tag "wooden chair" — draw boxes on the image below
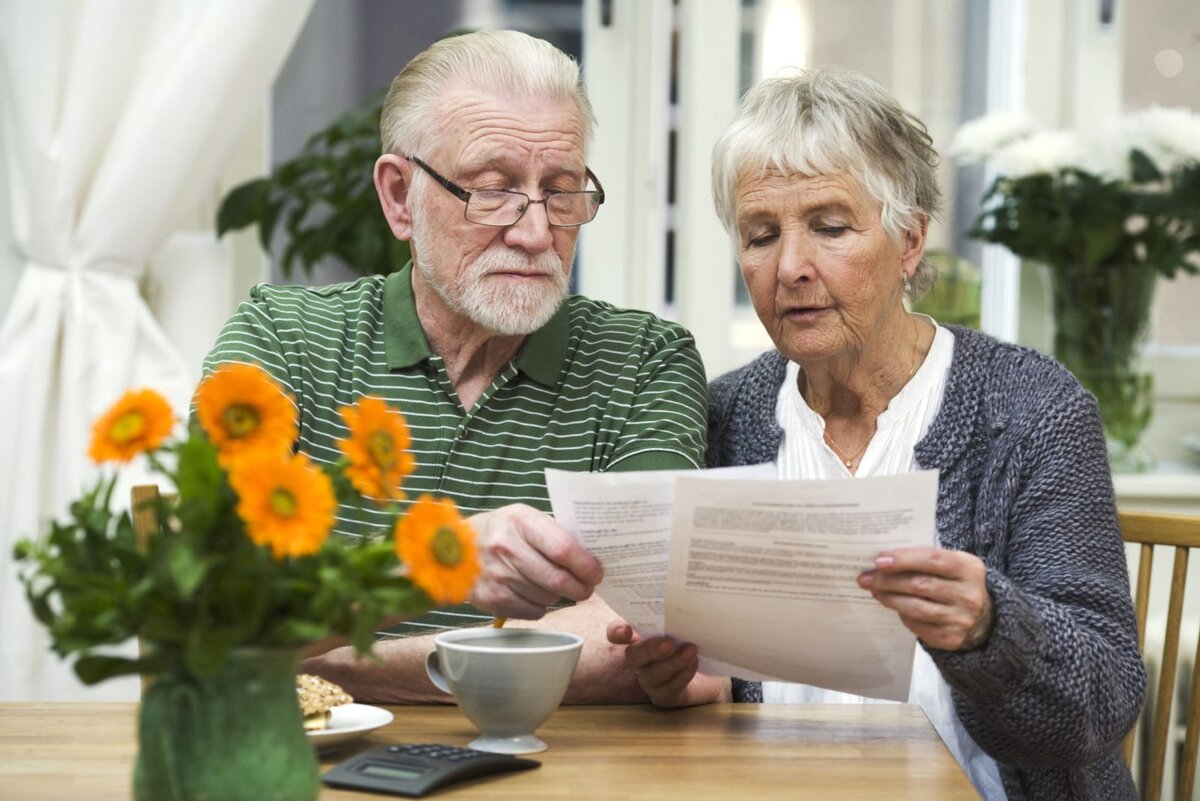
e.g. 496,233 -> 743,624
130,485 -> 176,696
1121,509 -> 1200,801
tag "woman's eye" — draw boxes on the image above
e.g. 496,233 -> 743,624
746,233 -> 777,248
817,225 -> 848,237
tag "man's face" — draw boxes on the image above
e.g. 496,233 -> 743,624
407,87 -> 587,336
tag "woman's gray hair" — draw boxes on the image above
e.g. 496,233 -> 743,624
381,30 -> 596,160
712,66 -> 944,297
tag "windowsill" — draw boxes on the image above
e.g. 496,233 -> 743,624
1114,459 -> 1200,514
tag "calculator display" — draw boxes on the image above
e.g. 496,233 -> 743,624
360,763 -> 427,780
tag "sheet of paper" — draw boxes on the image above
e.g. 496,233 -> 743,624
666,472 -> 938,701
545,465 -> 773,637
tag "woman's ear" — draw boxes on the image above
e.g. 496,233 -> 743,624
374,154 -> 414,241
901,213 -> 929,273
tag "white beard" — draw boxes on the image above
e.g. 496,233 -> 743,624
410,203 -> 571,336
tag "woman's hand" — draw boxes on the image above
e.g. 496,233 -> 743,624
606,620 -> 731,707
857,547 -> 994,652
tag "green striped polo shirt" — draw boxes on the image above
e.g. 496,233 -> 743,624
202,263 -> 708,635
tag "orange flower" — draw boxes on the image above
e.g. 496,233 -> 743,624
229,452 -> 335,559
194,363 -> 297,465
394,495 -> 479,606
337,397 -> 416,500
88,389 -> 174,463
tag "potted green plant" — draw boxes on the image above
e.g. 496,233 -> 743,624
216,89 -> 410,279
13,364 -> 478,800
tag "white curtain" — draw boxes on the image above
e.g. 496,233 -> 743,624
0,0 -> 314,701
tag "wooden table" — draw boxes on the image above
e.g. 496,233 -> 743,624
0,702 -> 979,800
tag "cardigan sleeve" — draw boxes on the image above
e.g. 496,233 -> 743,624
926,385 -> 1145,768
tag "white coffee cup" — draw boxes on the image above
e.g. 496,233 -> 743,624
425,628 -> 583,754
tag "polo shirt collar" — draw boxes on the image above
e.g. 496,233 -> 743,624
383,263 -> 433,369
515,299 -> 568,387
383,261 -> 568,387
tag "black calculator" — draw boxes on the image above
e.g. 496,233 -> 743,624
322,743 -> 540,797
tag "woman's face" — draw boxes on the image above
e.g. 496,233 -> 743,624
733,171 -> 924,365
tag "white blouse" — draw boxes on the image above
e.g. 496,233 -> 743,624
768,321 -> 1007,801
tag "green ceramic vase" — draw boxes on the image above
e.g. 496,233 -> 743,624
133,647 -> 318,801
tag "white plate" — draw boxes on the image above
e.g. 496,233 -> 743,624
306,703 -> 393,750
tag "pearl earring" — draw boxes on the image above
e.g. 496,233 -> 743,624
902,272 -> 912,294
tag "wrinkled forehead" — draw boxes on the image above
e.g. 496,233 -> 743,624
431,80 -> 589,157
734,168 -> 875,213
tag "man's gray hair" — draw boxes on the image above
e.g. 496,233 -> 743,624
381,30 -> 596,159
711,66 -> 944,297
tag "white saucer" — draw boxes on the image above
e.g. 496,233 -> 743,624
306,703 -> 393,750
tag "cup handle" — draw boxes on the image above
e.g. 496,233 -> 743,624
425,650 -> 451,693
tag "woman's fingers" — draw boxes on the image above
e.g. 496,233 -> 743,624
606,619 -> 637,645
859,547 -> 993,651
628,640 -> 701,704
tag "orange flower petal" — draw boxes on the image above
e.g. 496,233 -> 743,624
229,452 -> 335,559
88,389 -> 175,463
194,363 -> 297,466
337,396 -> 415,501
394,495 -> 479,606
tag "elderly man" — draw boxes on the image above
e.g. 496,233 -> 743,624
201,30 -> 708,703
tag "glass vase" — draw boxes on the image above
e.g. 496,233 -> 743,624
133,646 -> 318,801
1046,262 -> 1157,473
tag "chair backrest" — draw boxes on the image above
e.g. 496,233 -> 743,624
130,485 -> 176,696
1121,509 -> 1200,801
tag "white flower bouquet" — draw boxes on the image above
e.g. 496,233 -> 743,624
952,108 -> 1200,469
951,108 -> 1200,275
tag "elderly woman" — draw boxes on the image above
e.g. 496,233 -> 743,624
608,67 -> 1144,800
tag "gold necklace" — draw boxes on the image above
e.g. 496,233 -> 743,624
822,428 -> 871,468
817,316 -> 923,469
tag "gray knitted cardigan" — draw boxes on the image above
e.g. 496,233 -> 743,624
707,326 -> 1145,801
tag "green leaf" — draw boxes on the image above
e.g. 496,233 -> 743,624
1082,223 -> 1124,267
1129,149 -> 1163,183
212,88 -> 394,279
74,655 -> 143,685
167,540 -> 212,599
275,619 -> 330,643
258,196 -> 283,252
216,179 -> 270,237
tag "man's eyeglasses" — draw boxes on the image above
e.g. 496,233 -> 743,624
407,156 -> 605,227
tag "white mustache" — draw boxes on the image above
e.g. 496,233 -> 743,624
473,248 -> 561,277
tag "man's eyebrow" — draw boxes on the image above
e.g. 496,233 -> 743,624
454,161 -> 586,188
451,162 -> 504,183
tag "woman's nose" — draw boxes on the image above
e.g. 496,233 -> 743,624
776,233 -> 815,284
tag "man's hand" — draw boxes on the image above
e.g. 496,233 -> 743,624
468,504 -> 603,619
606,620 -> 731,708
857,547 -> 994,652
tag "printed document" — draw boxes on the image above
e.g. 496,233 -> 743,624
546,468 -> 938,702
